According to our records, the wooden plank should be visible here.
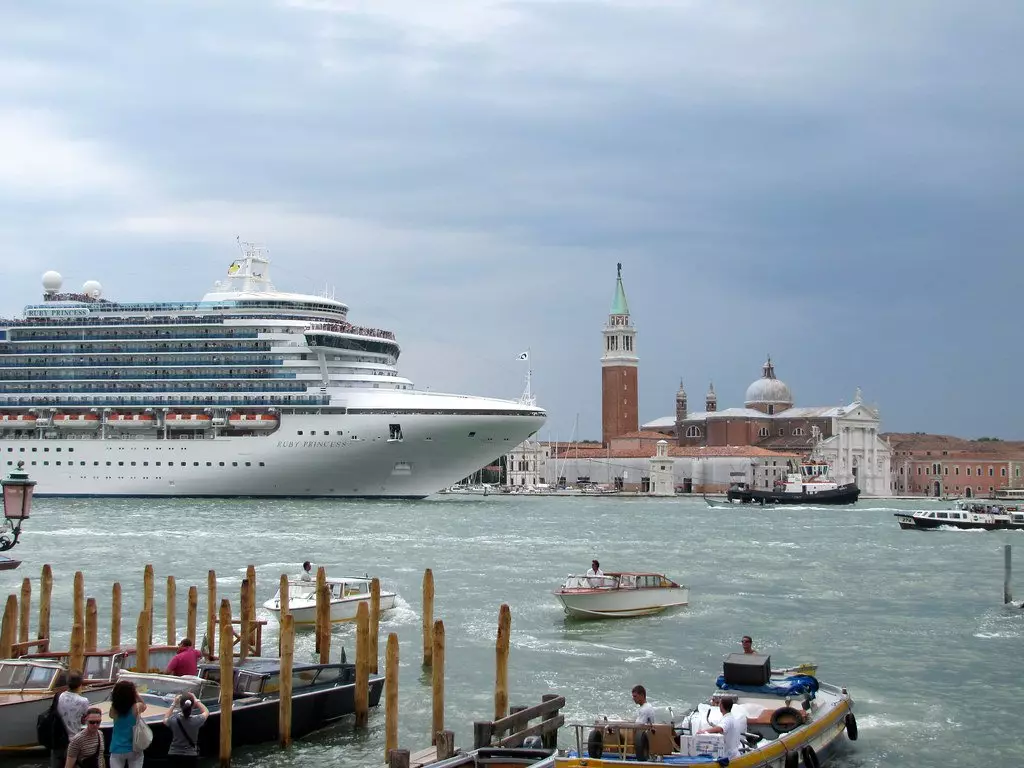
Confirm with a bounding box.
[491,695,565,734]
[496,713,564,748]
[408,745,437,767]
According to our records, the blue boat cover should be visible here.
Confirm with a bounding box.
[715,674,819,698]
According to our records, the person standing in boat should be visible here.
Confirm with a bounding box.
[741,635,757,654]
[165,638,206,677]
[301,561,314,581]
[697,696,744,760]
[631,685,656,725]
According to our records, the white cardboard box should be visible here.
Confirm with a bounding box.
[694,733,726,759]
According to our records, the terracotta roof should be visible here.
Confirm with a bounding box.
[551,445,800,459]
[614,431,674,439]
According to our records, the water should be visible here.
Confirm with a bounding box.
[2,495,1022,767]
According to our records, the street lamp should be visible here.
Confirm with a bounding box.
[1,461,36,552]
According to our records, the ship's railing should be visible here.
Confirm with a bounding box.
[306,322,396,341]
[2,310,348,330]
[0,394,331,407]
[0,356,286,368]
[7,331,262,343]
[0,381,311,394]
[0,371,300,381]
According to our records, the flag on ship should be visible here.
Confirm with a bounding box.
[227,260,242,275]
[518,351,529,361]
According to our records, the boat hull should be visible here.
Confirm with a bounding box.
[0,407,545,498]
[0,687,114,754]
[893,513,1017,531]
[727,484,860,505]
[264,592,398,625]
[555,586,689,619]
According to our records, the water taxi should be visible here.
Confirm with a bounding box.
[263,576,398,625]
[554,572,689,619]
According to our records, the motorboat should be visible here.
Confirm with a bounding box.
[0,658,117,754]
[895,501,1024,531]
[554,573,689,620]
[98,657,385,759]
[558,654,856,767]
[263,576,398,626]
[727,460,859,506]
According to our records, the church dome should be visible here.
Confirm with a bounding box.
[744,356,793,407]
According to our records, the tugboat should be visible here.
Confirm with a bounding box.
[726,459,860,506]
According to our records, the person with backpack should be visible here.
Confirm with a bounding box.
[64,707,105,768]
[49,671,89,768]
[162,692,208,767]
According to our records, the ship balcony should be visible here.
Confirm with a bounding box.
[9,330,261,342]
[0,382,311,395]
[0,394,331,407]
[0,354,284,367]
[0,371,300,382]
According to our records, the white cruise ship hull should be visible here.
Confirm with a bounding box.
[1,406,544,498]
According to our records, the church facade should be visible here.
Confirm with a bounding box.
[642,359,892,496]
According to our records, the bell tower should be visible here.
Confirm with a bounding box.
[705,382,717,412]
[601,263,639,447]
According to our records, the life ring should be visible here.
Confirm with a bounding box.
[770,707,803,735]
[634,730,650,762]
[801,746,820,768]
[845,712,859,741]
[784,751,800,768]
[587,729,603,758]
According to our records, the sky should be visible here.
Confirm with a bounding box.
[1,1,1022,442]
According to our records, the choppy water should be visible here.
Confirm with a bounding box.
[2,495,1022,768]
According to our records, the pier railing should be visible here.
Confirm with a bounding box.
[473,694,565,749]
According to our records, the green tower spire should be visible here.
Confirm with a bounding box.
[610,262,630,316]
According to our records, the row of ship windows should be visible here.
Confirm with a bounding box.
[6,459,267,468]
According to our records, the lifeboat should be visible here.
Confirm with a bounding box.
[107,413,158,430]
[52,413,101,430]
[0,413,39,430]
[165,413,213,430]
[228,413,279,430]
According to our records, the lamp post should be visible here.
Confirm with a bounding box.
[1,461,36,552]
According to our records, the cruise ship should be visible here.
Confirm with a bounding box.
[0,248,546,497]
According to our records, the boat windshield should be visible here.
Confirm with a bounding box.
[115,672,212,703]
[562,575,617,590]
[0,661,59,690]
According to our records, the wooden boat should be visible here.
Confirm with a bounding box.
[98,657,385,759]
[0,658,119,754]
[263,576,398,625]
[554,573,689,620]
[558,655,856,767]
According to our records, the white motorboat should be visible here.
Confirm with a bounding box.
[554,572,689,619]
[263,576,398,625]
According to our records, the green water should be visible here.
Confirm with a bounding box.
[2,495,1021,767]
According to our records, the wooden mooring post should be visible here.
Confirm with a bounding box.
[85,598,97,652]
[279,612,295,748]
[0,595,15,659]
[495,603,511,721]
[385,632,399,761]
[431,619,445,744]
[1005,544,1012,605]
[186,586,198,644]
[422,568,434,666]
[277,574,289,656]
[315,566,328,658]
[38,564,52,643]
[218,598,233,768]
[143,564,154,644]
[239,578,251,660]
[166,576,177,645]
[135,611,150,672]
[370,578,381,674]
[18,578,30,646]
[73,571,85,629]
[355,601,369,727]
[206,570,217,656]
[111,582,122,650]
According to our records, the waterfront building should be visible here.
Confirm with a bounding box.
[886,433,1024,496]
[505,437,549,487]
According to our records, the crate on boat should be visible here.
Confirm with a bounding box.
[723,652,771,686]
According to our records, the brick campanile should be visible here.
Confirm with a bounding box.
[601,263,639,447]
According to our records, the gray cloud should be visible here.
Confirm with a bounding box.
[2,0,1022,440]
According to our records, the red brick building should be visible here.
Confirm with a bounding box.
[887,434,1024,496]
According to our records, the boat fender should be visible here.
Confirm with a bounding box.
[587,728,603,758]
[845,712,859,741]
[634,730,650,762]
[770,706,803,735]
[716,759,730,767]
[522,736,543,749]
[801,745,820,768]
[784,751,799,768]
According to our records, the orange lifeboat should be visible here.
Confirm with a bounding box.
[0,413,39,430]
[52,413,101,430]
[107,413,158,429]
[228,413,279,431]
[165,413,213,430]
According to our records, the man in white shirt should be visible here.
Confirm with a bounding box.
[631,685,656,725]
[586,560,604,577]
[52,671,89,768]
[301,561,314,581]
[698,696,743,759]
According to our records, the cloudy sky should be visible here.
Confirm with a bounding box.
[2,1,1022,441]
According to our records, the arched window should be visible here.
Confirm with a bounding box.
[684,426,702,438]
[793,427,805,436]
[758,427,769,437]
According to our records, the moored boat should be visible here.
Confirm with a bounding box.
[558,654,856,767]
[263,576,398,625]
[554,572,689,619]
[98,657,385,759]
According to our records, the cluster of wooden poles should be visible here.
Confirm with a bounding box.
[1,565,518,767]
